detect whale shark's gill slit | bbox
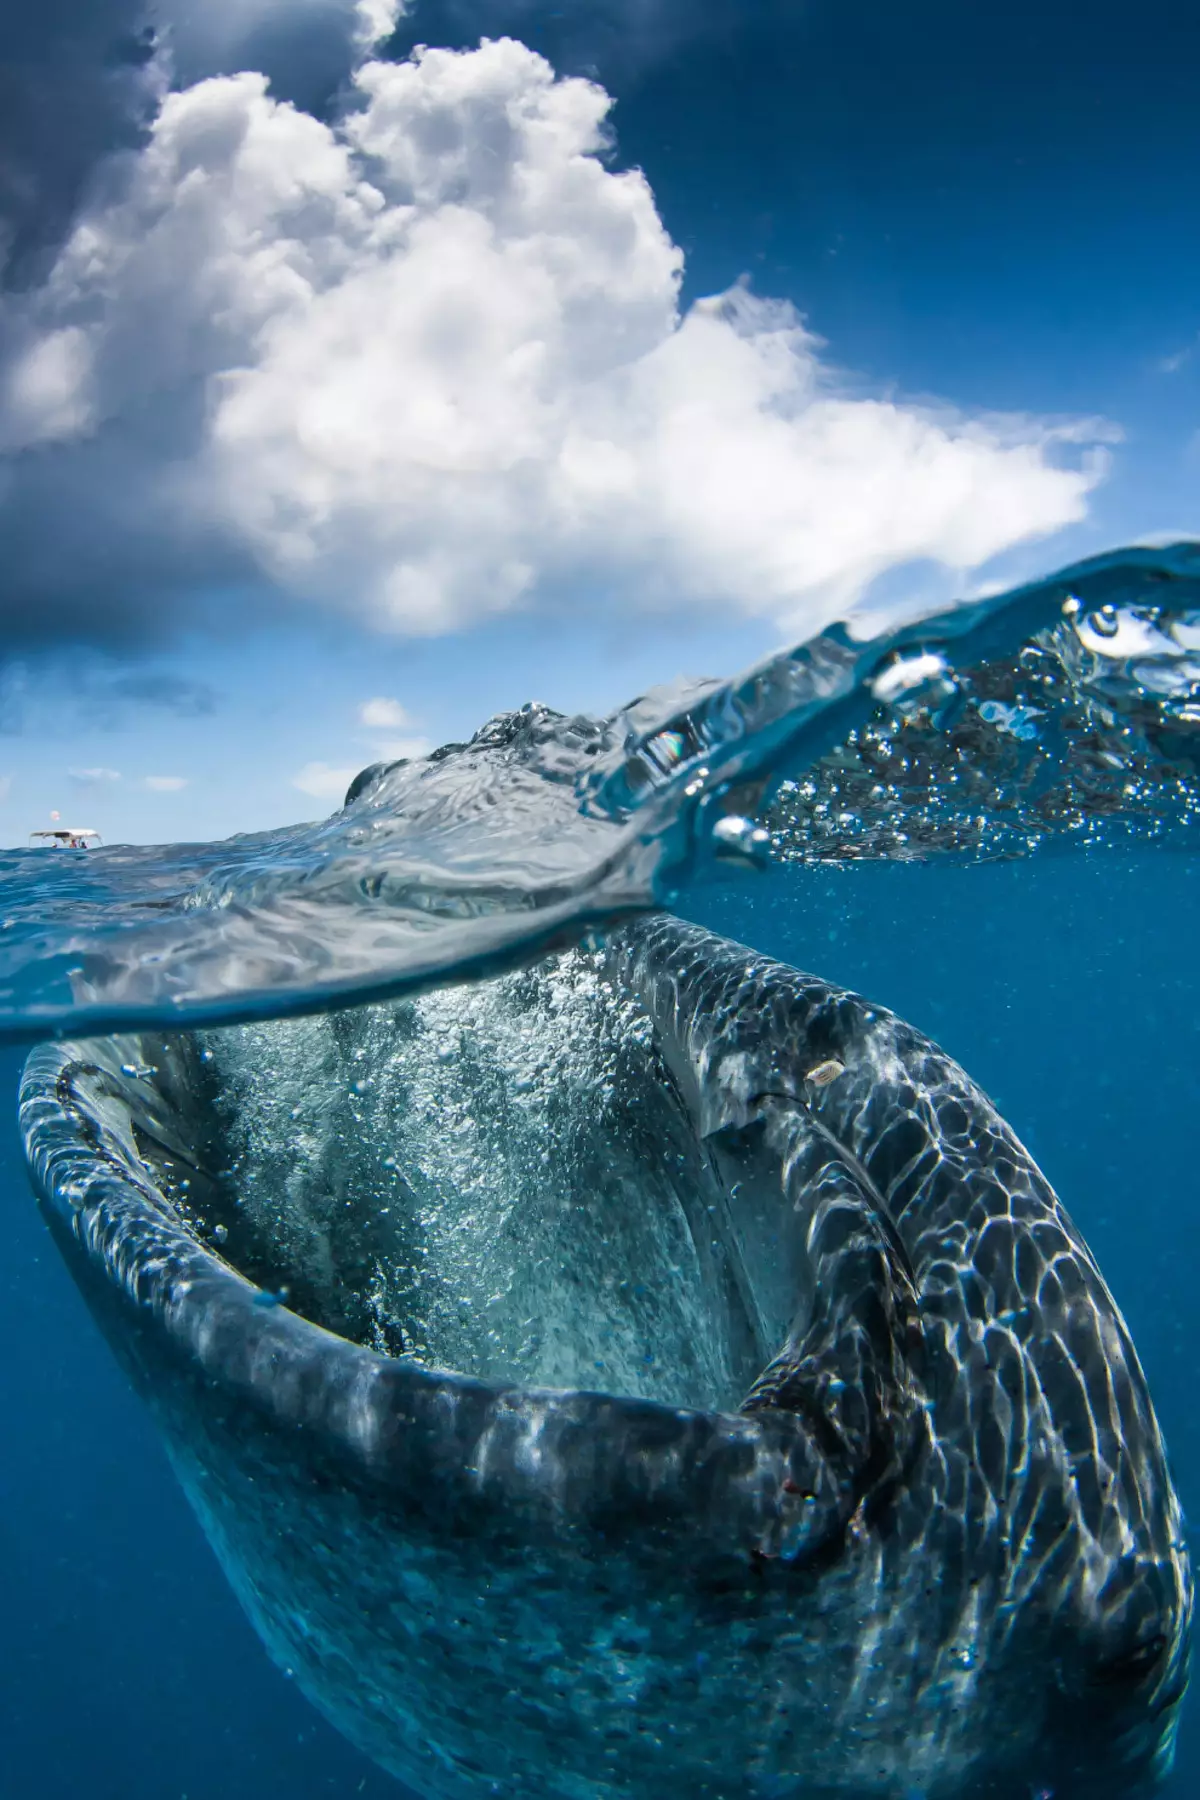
[728,1105,926,1510]
[742,1088,920,1293]
[698,1076,926,1492]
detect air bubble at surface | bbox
[710,815,771,867]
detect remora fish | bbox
[19,914,1191,1800]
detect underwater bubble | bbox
[710,814,771,865]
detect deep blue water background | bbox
[2,847,1197,1797]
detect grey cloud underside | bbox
[100,666,218,715]
[0,1,155,278]
[0,0,365,642]
[0,0,766,281]
[0,0,383,640]
[21,913,1190,1800]
[0,651,218,743]
[0,412,266,650]
[0,2,366,279]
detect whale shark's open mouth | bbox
[115,951,768,1411]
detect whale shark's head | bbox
[20,918,1191,1800]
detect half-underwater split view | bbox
[1,6,1198,1800]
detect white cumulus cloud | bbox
[357,698,431,761]
[0,37,1106,645]
[354,0,408,49]
[359,695,413,729]
[143,775,189,791]
[293,760,361,799]
[69,766,122,785]
[161,0,403,89]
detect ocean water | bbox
[2,544,1199,1797]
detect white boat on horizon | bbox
[29,828,103,850]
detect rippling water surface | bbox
[6,541,1200,1798]
[0,541,1197,1041]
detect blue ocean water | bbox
[2,546,1199,1796]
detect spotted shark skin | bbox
[607,917,1193,1789]
[19,914,1192,1800]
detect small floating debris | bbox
[806,1058,845,1087]
[977,699,1044,741]
[870,649,950,705]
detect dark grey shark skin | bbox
[18,914,1191,1800]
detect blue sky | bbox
[1,0,1197,843]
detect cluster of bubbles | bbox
[765,591,1200,865]
[185,952,746,1407]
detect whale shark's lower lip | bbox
[19,918,1190,1800]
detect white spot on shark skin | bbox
[697,1048,773,1137]
[469,1396,561,1503]
[512,1404,551,1481]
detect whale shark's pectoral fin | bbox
[737,1102,927,1515]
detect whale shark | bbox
[19,913,1191,1800]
